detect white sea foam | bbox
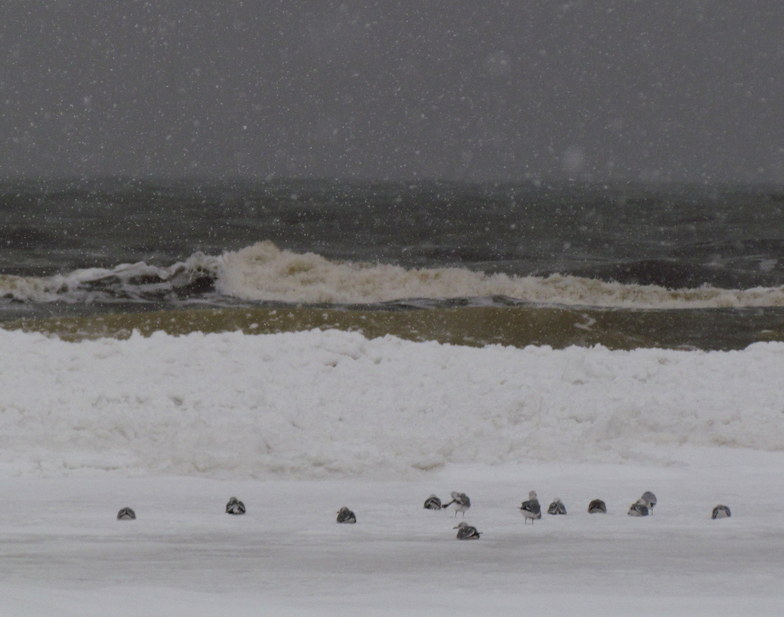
[1,327,781,478]
[0,252,221,303]
[216,241,784,308]
[3,240,784,308]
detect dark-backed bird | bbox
[225,496,246,515]
[423,494,442,510]
[547,498,567,515]
[712,504,731,519]
[520,490,542,524]
[588,499,607,514]
[116,507,136,520]
[336,506,357,524]
[454,521,481,540]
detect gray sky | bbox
[1,0,782,183]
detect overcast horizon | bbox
[1,1,782,184]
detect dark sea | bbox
[2,177,783,349]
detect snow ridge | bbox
[1,328,782,477]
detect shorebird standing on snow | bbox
[520,490,542,524]
[442,492,471,517]
[454,521,481,540]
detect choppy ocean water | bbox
[1,178,783,349]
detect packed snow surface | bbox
[1,328,783,615]
[2,456,784,617]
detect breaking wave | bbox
[2,241,784,309]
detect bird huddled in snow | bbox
[336,506,357,524]
[423,494,442,510]
[712,504,731,519]
[442,492,471,517]
[520,490,542,524]
[225,496,246,515]
[116,507,136,520]
[641,491,657,513]
[547,498,567,515]
[588,499,607,514]
[627,498,650,517]
[454,521,481,540]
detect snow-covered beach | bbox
[3,454,784,617]
[2,328,783,615]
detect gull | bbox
[520,490,542,524]
[641,491,657,513]
[547,498,567,515]
[712,504,731,519]
[442,492,471,517]
[116,507,136,520]
[454,521,481,540]
[336,506,357,524]
[588,499,607,514]
[423,494,442,510]
[225,496,246,515]
[627,498,650,517]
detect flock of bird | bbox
[446,491,731,539]
[114,491,733,539]
[421,490,731,539]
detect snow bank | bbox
[1,328,782,477]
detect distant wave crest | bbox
[2,240,784,309]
